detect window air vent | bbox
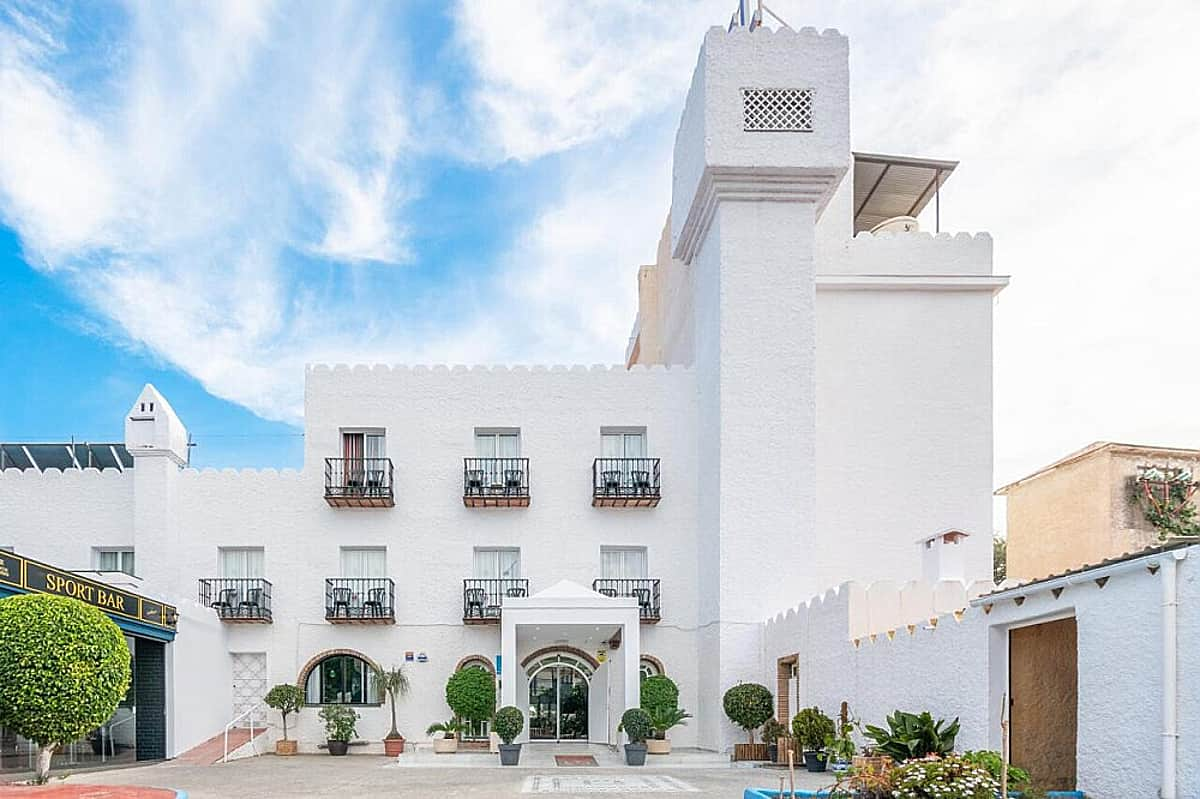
[742,87,814,132]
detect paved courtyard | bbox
[42,749,837,798]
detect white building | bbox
[0,21,1006,764]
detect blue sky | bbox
[2,1,1200,483]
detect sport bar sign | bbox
[0,551,177,630]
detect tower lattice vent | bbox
[742,87,814,132]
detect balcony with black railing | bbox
[592,458,661,507]
[463,458,530,507]
[462,578,529,624]
[324,457,394,508]
[325,577,395,624]
[199,577,272,623]
[592,578,661,623]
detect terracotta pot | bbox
[275,739,298,756]
[383,736,405,756]
[646,738,671,755]
[432,736,458,754]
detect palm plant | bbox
[371,664,411,740]
[425,719,465,740]
[646,706,692,740]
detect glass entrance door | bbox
[527,666,589,741]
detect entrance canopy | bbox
[0,551,178,642]
[501,580,641,743]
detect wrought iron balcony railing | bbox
[462,578,529,624]
[199,577,272,623]
[324,457,394,507]
[592,458,661,507]
[463,458,530,507]
[325,577,395,624]
[592,578,661,623]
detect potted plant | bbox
[760,719,787,764]
[318,704,358,756]
[493,706,524,765]
[264,683,305,756]
[371,664,411,757]
[862,709,959,761]
[792,706,835,772]
[641,674,686,755]
[823,717,856,773]
[445,667,496,750]
[426,720,463,754]
[619,708,652,766]
[722,682,774,761]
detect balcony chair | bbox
[597,587,618,598]
[331,586,352,618]
[466,469,485,495]
[366,469,385,496]
[212,588,239,616]
[505,586,527,599]
[364,587,388,617]
[240,587,265,618]
[465,587,487,618]
[631,470,651,495]
[601,470,622,495]
[631,587,652,617]
[503,469,524,495]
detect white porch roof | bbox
[505,579,638,611]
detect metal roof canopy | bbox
[0,442,133,472]
[853,152,958,234]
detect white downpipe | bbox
[1162,554,1180,799]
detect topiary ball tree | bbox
[640,674,679,715]
[620,708,653,744]
[723,682,774,744]
[445,667,496,728]
[0,594,131,783]
[264,683,305,742]
[493,706,524,745]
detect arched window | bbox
[304,654,380,705]
[639,655,664,680]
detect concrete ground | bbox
[53,748,838,798]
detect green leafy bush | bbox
[646,706,691,739]
[722,683,774,743]
[961,750,1030,787]
[760,718,788,745]
[620,708,653,744]
[823,717,856,763]
[891,754,997,799]
[640,674,679,714]
[792,706,835,753]
[264,683,305,741]
[318,704,359,742]
[425,719,464,739]
[492,706,524,744]
[446,667,496,723]
[0,594,131,783]
[863,710,959,761]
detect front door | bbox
[231,652,267,727]
[1010,617,1077,791]
[528,666,589,742]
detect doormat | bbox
[555,754,599,767]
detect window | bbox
[96,549,136,576]
[601,547,647,580]
[304,654,379,705]
[219,548,265,579]
[340,547,386,578]
[342,430,386,461]
[475,430,520,458]
[474,548,520,580]
[640,656,663,680]
[601,429,646,458]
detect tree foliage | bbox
[264,683,304,741]
[493,706,524,744]
[445,666,496,723]
[639,674,679,715]
[992,535,1007,583]
[0,594,131,782]
[722,683,774,743]
[619,708,652,744]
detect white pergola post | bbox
[622,613,641,713]
[501,612,517,708]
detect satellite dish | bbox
[869,216,920,234]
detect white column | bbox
[622,614,641,713]
[501,615,517,709]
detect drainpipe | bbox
[1162,551,1183,799]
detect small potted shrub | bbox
[493,706,524,765]
[372,664,411,757]
[426,720,463,753]
[760,719,787,764]
[264,683,304,756]
[722,682,773,760]
[619,708,652,766]
[823,717,856,773]
[862,709,959,761]
[792,706,835,772]
[318,704,359,756]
